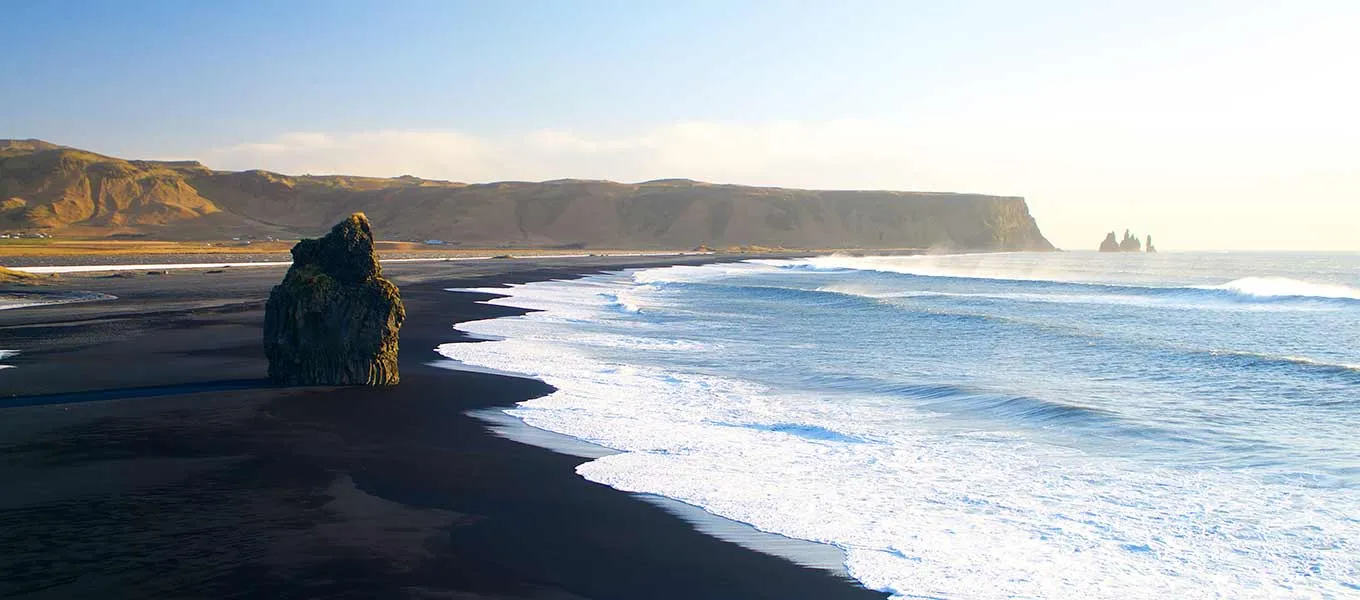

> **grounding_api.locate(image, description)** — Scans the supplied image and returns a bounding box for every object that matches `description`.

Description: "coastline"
[0,255,887,599]
[462,407,852,576]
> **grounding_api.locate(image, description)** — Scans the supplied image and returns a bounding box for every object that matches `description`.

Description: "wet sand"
[0,256,887,599]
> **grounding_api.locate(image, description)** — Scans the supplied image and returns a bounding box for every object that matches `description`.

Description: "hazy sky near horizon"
[4,1,1358,250]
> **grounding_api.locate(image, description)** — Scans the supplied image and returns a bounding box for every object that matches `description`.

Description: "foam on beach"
[0,291,116,311]
[436,257,1360,600]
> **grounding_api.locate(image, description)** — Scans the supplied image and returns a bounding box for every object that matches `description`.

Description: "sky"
[3,0,1358,250]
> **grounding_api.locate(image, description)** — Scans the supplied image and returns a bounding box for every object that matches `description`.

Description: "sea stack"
[1099,232,1120,252]
[1119,230,1142,252]
[263,213,405,385]
[1099,230,1148,252]
[1146,235,1157,253]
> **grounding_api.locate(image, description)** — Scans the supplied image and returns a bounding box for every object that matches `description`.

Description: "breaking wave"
[1200,276,1360,300]
[773,258,1360,308]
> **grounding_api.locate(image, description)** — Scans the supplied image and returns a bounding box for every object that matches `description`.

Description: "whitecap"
[1200,276,1360,301]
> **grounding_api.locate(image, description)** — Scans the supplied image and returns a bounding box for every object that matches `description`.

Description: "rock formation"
[1119,230,1142,252]
[1099,232,1120,252]
[263,213,404,385]
[1100,230,1151,252]
[1146,235,1157,253]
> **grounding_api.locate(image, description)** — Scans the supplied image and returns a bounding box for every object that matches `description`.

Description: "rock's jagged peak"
[288,213,382,284]
[1099,231,1120,252]
[1119,229,1142,252]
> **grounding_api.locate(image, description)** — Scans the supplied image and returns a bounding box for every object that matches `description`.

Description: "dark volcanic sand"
[0,257,888,599]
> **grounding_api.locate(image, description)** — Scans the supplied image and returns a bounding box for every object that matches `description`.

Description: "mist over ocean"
[439,252,1360,599]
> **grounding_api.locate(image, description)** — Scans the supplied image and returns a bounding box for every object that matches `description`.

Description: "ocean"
[436,251,1360,599]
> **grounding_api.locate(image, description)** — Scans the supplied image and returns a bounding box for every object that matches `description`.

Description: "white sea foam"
[788,255,1360,305]
[437,265,1360,599]
[1202,276,1360,300]
[0,299,59,311]
[815,285,1335,313]
[632,261,784,285]
[0,292,116,311]
[0,349,17,370]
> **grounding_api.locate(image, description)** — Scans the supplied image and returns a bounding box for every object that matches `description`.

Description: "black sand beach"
[0,257,888,599]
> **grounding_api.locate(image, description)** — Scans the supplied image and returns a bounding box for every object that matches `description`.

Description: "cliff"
[0,140,1055,251]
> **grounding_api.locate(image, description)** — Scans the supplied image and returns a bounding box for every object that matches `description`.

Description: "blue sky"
[4,1,1358,250]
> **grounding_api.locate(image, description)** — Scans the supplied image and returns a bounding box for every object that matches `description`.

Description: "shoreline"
[463,403,852,577]
[440,274,863,578]
[0,255,888,599]
[437,268,862,576]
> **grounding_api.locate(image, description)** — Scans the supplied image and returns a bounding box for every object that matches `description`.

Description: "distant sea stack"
[1099,232,1120,252]
[1119,230,1142,252]
[1099,229,1150,252]
[1146,235,1157,253]
[263,213,405,385]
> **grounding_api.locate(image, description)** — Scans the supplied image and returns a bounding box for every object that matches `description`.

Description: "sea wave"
[1198,276,1360,300]
[1206,349,1360,377]
[774,258,1360,307]
[785,254,1092,284]
[800,372,1113,425]
[435,266,1360,600]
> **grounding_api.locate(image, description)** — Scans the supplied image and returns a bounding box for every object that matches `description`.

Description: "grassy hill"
[0,140,1054,251]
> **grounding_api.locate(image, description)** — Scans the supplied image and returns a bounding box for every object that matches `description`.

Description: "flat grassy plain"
[0,239,299,257]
